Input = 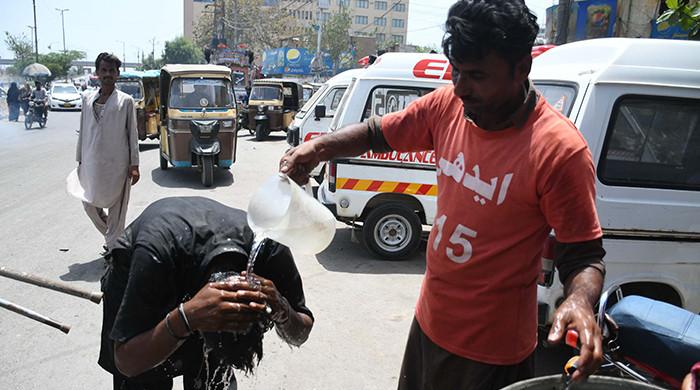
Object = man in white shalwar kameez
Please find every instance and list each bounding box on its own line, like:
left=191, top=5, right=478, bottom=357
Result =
left=73, top=53, right=140, bottom=254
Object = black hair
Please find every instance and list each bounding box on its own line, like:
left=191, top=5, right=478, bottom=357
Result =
left=442, top=0, right=539, bottom=67
left=95, top=52, right=122, bottom=70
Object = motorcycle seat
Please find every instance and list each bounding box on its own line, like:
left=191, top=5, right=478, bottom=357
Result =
left=608, top=295, right=700, bottom=382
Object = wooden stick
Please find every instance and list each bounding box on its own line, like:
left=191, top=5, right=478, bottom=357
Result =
left=0, top=266, right=103, bottom=304
left=0, top=297, right=71, bottom=334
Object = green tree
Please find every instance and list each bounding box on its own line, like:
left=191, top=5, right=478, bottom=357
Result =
left=162, top=37, right=203, bottom=65
left=657, top=0, right=700, bottom=39
left=193, top=0, right=305, bottom=61
left=4, top=32, right=34, bottom=75
left=411, top=44, right=440, bottom=53
left=138, top=53, right=163, bottom=70
left=38, top=50, right=86, bottom=80
left=304, top=10, right=353, bottom=72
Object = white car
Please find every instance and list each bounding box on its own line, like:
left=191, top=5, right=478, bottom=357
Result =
left=49, top=83, right=82, bottom=111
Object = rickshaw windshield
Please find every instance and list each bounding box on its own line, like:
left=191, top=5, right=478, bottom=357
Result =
left=116, top=81, right=143, bottom=100
left=250, top=85, right=282, bottom=101
left=169, top=78, right=234, bottom=109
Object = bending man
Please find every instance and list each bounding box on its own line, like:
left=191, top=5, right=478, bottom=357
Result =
left=99, top=196, right=314, bottom=390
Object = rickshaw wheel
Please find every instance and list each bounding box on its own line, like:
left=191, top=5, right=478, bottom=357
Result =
left=201, top=156, right=214, bottom=187
left=255, top=123, right=268, bottom=141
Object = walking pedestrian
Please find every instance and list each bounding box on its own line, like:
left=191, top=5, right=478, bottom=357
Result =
left=6, top=82, right=20, bottom=121
left=72, top=52, right=139, bottom=256
left=280, top=1, right=605, bottom=388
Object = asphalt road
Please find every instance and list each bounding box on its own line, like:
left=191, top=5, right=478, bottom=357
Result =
left=0, top=111, right=570, bottom=389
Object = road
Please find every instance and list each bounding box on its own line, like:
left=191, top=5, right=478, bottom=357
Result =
left=0, top=111, right=570, bottom=389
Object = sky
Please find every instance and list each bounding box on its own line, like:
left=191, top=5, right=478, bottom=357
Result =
left=1, top=0, right=554, bottom=62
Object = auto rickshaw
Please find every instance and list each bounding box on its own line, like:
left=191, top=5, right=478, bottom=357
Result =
left=247, top=78, right=303, bottom=141
left=115, top=70, right=160, bottom=140
left=158, top=64, right=237, bottom=187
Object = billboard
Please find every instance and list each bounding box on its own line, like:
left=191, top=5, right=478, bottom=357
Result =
left=651, top=21, right=689, bottom=40
left=574, top=0, right=617, bottom=40
left=262, top=48, right=334, bottom=75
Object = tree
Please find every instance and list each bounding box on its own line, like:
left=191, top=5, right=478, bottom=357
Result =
left=193, top=0, right=305, bottom=60
left=303, top=10, right=353, bottom=72
left=162, top=37, right=203, bottom=65
left=657, top=0, right=700, bottom=39
left=411, top=44, right=440, bottom=53
left=4, top=32, right=34, bottom=75
left=139, top=53, right=163, bottom=70
left=38, top=50, right=85, bottom=80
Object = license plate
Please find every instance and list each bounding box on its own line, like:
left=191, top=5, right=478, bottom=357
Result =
left=63, top=103, right=73, bottom=107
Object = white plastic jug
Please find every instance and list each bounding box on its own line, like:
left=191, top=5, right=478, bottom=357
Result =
left=247, top=174, right=336, bottom=254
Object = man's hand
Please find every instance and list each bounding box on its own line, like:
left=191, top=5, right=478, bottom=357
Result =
left=129, top=165, right=140, bottom=185
left=184, top=281, right=263, bottom=333
left=547, top=295, right=603, bottom=382
left=279, top=142, right=321, bottom=185
left=239, top=272, right=289, bottom=323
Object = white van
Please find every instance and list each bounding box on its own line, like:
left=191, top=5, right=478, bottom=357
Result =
left=317, top=52, right=452, bottom=258
left=287, top=69, right=365, bottom=179
left=532, top=38, right=700, bottom=324
left=318, top=41, right=700, bottom=319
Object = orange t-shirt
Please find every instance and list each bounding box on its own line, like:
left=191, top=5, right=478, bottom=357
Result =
left=381, top=85, right=602, bottom=365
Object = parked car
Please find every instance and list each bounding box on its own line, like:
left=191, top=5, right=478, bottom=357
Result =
left=49, top=83, right=82, bottom=111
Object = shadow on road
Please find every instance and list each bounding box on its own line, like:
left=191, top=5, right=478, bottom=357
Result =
left=60, top=256, right=106, bottom=283
left=150, top=166, right=234, bottom=189
left=315, top=227, right=426, bottom=275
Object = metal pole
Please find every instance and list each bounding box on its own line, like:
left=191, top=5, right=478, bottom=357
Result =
left=55, top=9, right=69, bottom=52
left=0, top=297, right=71, bottom=334
left=32, top=0, right=39, bottom=62
left=0, top=266, right=103, bottom=304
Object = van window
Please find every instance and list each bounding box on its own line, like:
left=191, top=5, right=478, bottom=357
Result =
left=299, top=84, right=328, bottom=115
left=534, top=83, right=576, bottom=116
left=361, top=87, right=433, bottom=121
left=599, top=96, right=700, bottom=191
left=330, top=78, right=357, bottom=131
left=318, top=87, right=347, bottom=116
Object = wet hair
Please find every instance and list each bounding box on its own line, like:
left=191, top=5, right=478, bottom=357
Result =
left=95, top=52, right=122, bottom=70
left=442, top=0, right=539, bottom=67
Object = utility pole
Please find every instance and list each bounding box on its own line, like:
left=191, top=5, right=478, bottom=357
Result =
left=555, top=0, right=572, bottom=45
left=32, top=0, right=39, bottom=62
left=55, top=8, right=69, bottom=53
left=117, top=40, right=126, bottom=71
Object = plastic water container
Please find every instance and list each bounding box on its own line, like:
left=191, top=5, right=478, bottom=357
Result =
left=247, top=174, right=336, bottom=254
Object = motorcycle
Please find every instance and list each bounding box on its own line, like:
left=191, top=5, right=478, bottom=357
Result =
left=594, top=287, right=700, bottom=388
left=25, top=100, right=47, bottom=129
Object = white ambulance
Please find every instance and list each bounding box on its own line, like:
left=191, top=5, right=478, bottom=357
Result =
left=286, top=68, right=365, bottom=180
left=317, top=41, right=700, bottom=321
left=317, top=52, right=453, bottom=259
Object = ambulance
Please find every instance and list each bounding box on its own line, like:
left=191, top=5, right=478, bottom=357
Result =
left=316, top=52, right=453, bottom=259
left=287, top=68, right=365, bottom=180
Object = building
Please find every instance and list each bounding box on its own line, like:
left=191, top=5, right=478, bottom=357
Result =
left=184, top=0, right=410, bottom=52
left=184, top=0, right=212, bottom=41
left=546, top=0, right=689, bottom=44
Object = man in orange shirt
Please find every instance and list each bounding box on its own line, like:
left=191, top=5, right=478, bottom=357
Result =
left=280, top=0, right=605, bottom=388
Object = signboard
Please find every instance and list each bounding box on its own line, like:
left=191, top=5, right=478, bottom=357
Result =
left=651, top=21, right=689, bottom=39
left=574, top=0, right=617, bottom=40
left=262, top=48, right=334, bottom=75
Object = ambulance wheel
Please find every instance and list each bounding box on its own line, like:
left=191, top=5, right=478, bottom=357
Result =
left=159, top=153, right=168, bottom=170
left=362, top=204, right=421, bottom=260
left=201, top=155, right=214, bottom=187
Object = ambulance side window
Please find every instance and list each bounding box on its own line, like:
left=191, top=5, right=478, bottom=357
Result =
left=361, top=87, right=433, bottom=120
